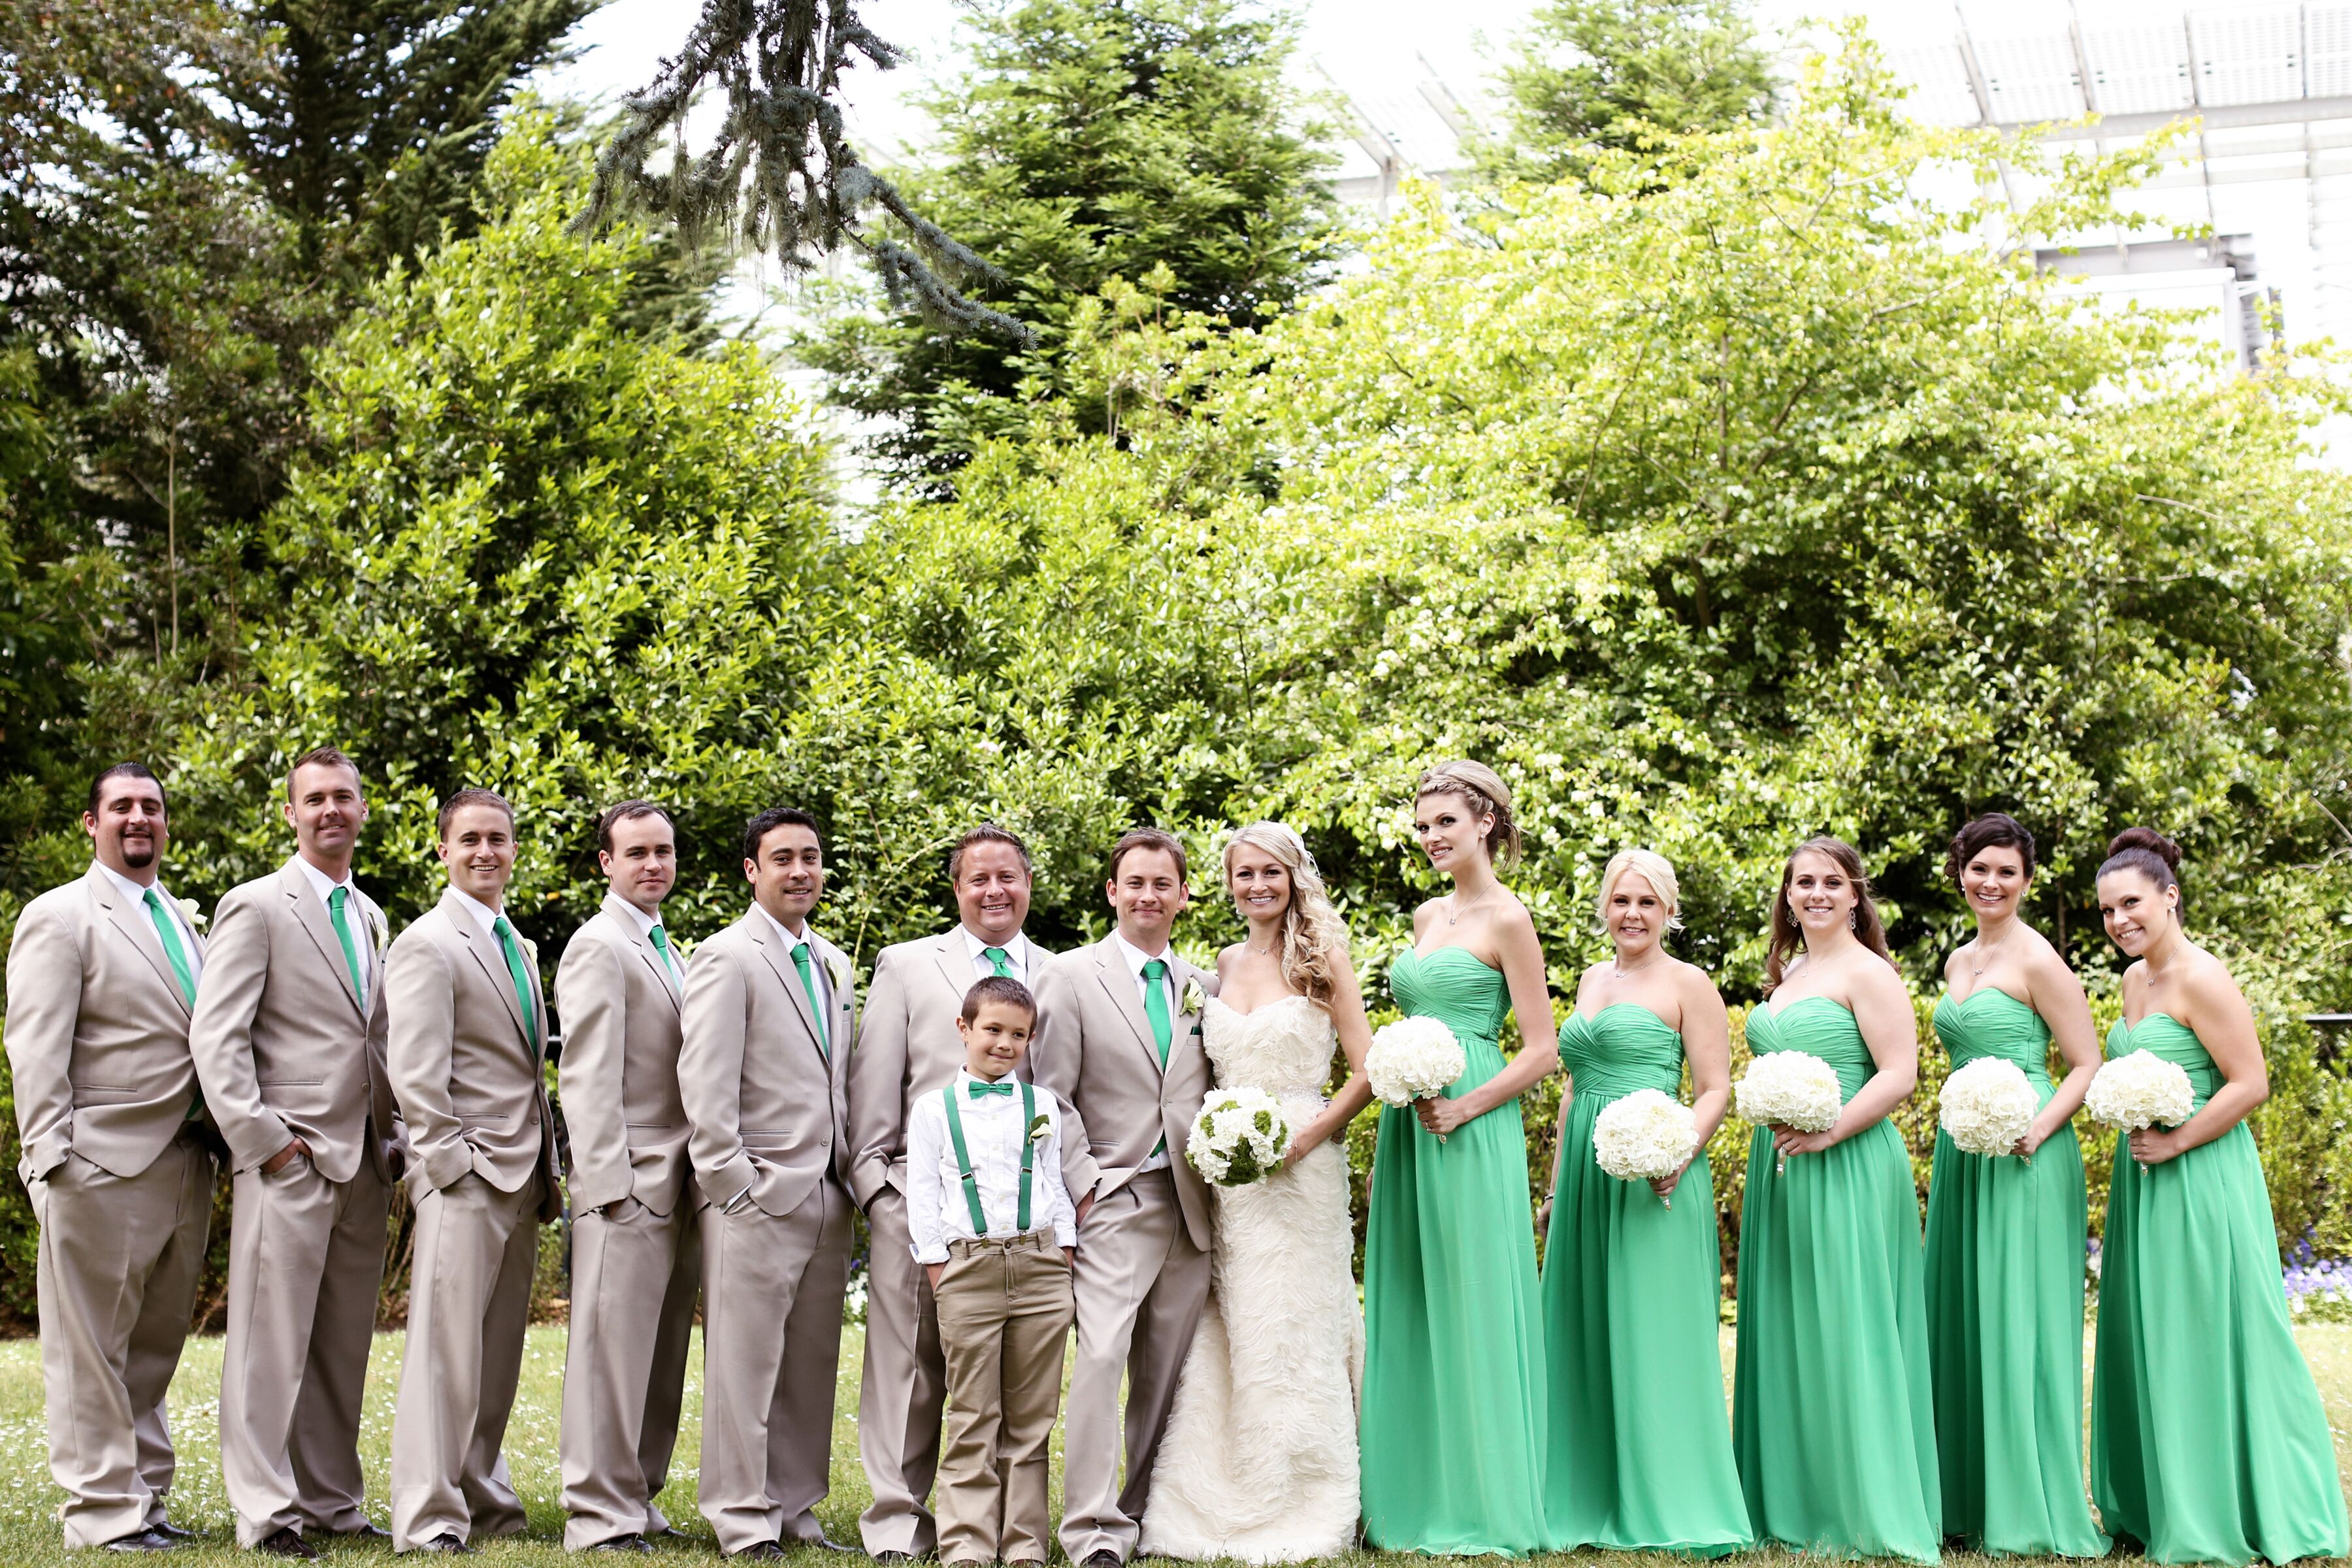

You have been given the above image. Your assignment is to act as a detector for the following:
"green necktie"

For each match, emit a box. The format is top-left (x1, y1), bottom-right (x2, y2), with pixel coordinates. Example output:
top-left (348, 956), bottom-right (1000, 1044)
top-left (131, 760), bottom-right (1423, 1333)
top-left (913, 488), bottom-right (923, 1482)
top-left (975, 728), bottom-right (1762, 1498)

top-left (649, 924), bottom-right (680, 986)
top-left (491, 915), bottom-right (539, 1046)
top-left (328, 885), bottom-right (366, 1008)
top-left (983, 945), bottom-right (1013, 977)
top-left (144, 887), bottom-right (202, 1120)
top-left (1141, 958), bottom-right (1171, 1066)
top-left (790, 941), bottom-right (830, 1058)
top-left (968, 1080), bottom-right (1014, 1098)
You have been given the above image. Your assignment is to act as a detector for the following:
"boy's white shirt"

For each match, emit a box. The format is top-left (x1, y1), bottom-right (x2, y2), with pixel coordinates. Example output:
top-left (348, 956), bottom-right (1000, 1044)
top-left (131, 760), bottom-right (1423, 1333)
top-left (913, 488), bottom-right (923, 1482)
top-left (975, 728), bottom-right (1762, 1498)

top-left (906, 1066), bottom-right (1078, 1263)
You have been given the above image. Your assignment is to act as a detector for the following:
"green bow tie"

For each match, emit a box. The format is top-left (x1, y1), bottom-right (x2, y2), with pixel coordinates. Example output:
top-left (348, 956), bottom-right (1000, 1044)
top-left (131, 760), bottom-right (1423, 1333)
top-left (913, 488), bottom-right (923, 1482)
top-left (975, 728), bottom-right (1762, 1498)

top-left (968, 1080), bottom-right (1015, 1098)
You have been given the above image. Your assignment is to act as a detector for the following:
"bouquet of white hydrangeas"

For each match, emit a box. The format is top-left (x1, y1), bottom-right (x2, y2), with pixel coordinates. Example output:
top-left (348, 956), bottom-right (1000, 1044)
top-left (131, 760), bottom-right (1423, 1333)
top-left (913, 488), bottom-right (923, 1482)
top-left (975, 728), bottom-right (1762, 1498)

top-left (1735, 1050), bottom-right (1843, 1173)
top-left (1938, 1056), bottom-right (2040, 1159)
top-left (1186, 1088), bottom-right (1290, 1188)
top-left (1591, 1089), bottom-right (1701, 1208)
top-left (1366, 1015), bottom-right (1467, 1109)
top-left (2085, 1051), bottom-right (2195, 1138)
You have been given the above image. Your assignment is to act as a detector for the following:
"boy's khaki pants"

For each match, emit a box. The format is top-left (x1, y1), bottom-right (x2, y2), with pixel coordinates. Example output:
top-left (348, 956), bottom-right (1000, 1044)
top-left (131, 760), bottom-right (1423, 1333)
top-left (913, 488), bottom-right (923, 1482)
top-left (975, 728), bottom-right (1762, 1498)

top-left (932, 1233), bottom-right (1075, 1564)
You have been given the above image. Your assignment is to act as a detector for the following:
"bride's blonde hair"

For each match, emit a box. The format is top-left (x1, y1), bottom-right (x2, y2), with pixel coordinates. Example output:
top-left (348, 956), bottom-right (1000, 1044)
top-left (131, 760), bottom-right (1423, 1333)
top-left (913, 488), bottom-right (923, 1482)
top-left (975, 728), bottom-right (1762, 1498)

top-left (1222, 821), bottom-right (1351, 1009)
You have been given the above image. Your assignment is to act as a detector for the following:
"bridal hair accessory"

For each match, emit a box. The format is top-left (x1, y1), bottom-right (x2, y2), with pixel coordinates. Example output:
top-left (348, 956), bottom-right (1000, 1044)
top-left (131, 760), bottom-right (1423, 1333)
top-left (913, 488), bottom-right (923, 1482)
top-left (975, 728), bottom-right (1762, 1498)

top-left (1591, 1089), bottom-right (1700, 1207)
top-left (1735, 1049), bottom-right (1842, 1173)
top-left (1188, 1088), bottom-right (1289, 1187)
top-left (1365, 1016), bottom-right (1467, 1132)
top-left (1938, 1056), bottom-right (2038, 1160)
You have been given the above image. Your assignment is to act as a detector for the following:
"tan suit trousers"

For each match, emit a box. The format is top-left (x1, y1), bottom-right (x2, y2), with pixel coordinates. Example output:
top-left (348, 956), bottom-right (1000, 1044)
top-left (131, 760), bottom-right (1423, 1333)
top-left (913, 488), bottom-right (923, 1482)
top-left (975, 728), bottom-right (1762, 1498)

top-left (934, 1233), bottom-right (1074, 1565)
top-left (559, 1196), bottom-right (699, 1548)
top-left (220, 1154), bottom-right (390, 1544)
top-left (1058, 1168), bottom-right (1212, 1565)
top-left (698, 1177), bottom-right (851, 1555)
top-left (33, 1134), bottom-right (214, 1548)
top-left (857, 1188), bottom-right (946, 1556)
top-left (389, 1170), bottom-right (545, 1550)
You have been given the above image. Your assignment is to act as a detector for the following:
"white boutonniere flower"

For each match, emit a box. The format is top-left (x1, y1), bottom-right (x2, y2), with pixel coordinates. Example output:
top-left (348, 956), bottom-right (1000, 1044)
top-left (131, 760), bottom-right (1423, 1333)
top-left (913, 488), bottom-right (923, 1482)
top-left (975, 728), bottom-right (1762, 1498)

top-left (177, 898), bottom-right (208, 930)
top-left (1181, 977), bottom-right (1209, 1017)
top-left (1026, 1112), bottom-right (1053, 1147)
top-left (826, 952), bottom-right (852, 993)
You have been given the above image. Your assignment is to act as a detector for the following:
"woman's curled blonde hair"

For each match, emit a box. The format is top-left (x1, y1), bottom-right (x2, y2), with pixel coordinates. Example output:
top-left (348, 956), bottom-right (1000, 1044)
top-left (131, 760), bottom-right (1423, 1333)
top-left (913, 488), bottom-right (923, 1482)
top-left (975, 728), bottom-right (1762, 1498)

top-left (1595, 849), bottom-right (1683, 933)
top-left (1223, 821), bottom-right (1351, 1009)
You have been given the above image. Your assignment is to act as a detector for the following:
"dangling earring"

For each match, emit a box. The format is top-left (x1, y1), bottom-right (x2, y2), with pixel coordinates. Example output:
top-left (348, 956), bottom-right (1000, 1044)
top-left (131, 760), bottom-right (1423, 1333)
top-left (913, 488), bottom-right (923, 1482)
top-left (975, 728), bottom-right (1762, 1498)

top-left (1847, 907), bottom-right (1857, 930)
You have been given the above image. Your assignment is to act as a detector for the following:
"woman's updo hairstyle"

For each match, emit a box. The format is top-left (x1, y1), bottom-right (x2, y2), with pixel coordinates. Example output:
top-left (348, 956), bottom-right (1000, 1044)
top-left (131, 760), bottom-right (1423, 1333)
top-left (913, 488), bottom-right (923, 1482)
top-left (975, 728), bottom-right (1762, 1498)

top-left (2097, 827), bottom-right (2182, 901)
top-left (1414, 759), bottom-right (1523, 870)
top-left (1944, 812), bottom-right (2037, 885)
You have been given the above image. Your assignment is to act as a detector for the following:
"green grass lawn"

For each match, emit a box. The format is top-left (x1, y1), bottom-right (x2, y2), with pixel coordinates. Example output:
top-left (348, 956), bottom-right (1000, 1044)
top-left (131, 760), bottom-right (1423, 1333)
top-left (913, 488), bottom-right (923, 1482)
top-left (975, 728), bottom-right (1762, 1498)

top-left (0, 1326), bottom-right (2347, 1564)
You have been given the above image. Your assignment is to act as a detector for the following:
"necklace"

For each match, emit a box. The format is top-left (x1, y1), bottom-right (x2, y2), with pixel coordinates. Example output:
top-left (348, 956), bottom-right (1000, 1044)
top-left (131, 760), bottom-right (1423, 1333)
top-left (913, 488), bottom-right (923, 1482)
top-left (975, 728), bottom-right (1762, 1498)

top-left (1969, 931), bottom-right (2009, 977)
top-left (1446, 889), bottom-right (1494, 926)
top-left (1247, 939), bottom-right (1276, 956)
top-left (1612, 952), bottom-right (1663, 980)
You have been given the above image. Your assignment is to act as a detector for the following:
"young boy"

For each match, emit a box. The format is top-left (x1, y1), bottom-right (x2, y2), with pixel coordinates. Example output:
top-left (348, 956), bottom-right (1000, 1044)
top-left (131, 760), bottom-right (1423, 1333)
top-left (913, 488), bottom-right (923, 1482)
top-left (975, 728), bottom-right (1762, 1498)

top-left (904, 976), bottom-right (1078, 1568)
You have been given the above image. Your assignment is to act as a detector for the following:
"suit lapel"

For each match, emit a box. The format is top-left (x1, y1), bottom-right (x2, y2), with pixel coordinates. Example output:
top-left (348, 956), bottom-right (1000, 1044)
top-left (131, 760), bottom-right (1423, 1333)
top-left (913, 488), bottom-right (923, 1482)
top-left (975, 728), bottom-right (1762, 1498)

top-left (930, 930), bottom-right (972, 1013)
top-left (446, 892), bottom-right (529, 1047)
top-left (750, 913), bottom-right (826, 1067)
top-left (606, 896), bottom-right (682, 1013)
top-left (1092, 938), bottom-right (1166, 1076)
top-left (284, 863), bottom-right (367, 1021)
top-left (90, 866), bottom-right (192, 1017)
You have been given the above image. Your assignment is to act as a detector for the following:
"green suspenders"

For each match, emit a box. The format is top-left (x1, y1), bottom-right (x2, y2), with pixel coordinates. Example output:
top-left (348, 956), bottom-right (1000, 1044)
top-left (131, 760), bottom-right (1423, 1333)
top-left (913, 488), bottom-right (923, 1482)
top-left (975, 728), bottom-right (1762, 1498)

top-left (941, 1080), bottom-right (1036, 1235)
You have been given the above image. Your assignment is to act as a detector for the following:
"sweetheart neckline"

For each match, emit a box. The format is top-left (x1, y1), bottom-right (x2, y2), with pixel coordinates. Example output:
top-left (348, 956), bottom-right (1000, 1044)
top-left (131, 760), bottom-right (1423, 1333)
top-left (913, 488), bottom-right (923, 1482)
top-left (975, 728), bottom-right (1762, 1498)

top-left (1204, 992), bottom-right (1321, 1022)
top-left (1399, 943), bottom-right (1503, 975)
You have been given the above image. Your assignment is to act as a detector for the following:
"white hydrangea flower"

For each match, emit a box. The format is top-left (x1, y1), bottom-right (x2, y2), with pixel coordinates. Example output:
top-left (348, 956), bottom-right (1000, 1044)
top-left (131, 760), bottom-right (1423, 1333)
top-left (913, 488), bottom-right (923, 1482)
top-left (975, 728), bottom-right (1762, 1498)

top-left (2085, 1051), bottom-right (2195, 1132)
top-left (1938, 1056), bottom-right (2038, 1157)
top-left (1591, 1089), bottom-right (1700, 1207)
top-left (1186, 1087), bottom-right (1289, 1188)
top-left (1735, 1049), bottom-right (1843, 1174)
top-left (1365, 1017), bottom-right (1466, 1107)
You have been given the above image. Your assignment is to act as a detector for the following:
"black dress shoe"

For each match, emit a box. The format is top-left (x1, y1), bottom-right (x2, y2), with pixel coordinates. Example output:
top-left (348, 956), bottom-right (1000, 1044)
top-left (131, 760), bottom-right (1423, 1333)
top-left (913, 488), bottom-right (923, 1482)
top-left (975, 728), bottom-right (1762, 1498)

top-left (318, 1522), bottom-right (393, 1540)
top-left (809, 1538), bottom-right (859, 1554)
top-left (257, 1527), bottom-right (319, 1560)
top-left (591, 1537), bottom-right (654, 1554)
top-left (736, 1544), bottom-right (789, 1562)
top-left (647, 1524), bottom-right (693, 1541)
top-left (872, 1554), bottom-right (913, 1565)
top-left (103, 1531), bottom-right (173, 1554)
top-left (1084, 1553), bottom-right (1124, 1568)
top-left (418, 1536), bottom-right (475, 1556)
top-left (150, 1522), bottom-right (198, 1541)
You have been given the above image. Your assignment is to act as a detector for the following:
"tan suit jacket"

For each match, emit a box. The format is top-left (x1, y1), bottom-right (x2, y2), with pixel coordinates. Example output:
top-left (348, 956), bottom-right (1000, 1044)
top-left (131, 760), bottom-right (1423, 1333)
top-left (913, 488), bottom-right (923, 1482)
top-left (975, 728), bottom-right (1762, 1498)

top-left (385, 890), bottom-right (560, 1219)
top-left (5, 864), bottom-right (206, 1183)
top-left (555, 894), bottom-right (691, 1215)
top-left (188, 858), bottom-right (402, 1183)
top-left (844, 928), bottom-right (1058, 1209)
top-left (1029, 936), bottom-right (1216, 1250)
top-left (679, 909), bottom-right (854, 1218)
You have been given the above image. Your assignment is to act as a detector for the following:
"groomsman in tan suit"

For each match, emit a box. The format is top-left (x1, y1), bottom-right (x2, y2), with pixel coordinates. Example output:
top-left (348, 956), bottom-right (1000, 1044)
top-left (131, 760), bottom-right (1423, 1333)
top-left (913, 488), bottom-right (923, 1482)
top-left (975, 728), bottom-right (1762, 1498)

top-left (5, 762), bottom-right (216, 1553)
top-left (189, 746), bottom-right (406, 1559)
top-left (385, 788), bottom-right (563, 1554)
top-left (1029, 828), bottom-right (1218, 1568)
top-left (845, 824), bottom-right (1053, 1562)
top-left (680, 806), bottom-right (857, 1560)
top-left (555, 800), bottom-right (697, 1552)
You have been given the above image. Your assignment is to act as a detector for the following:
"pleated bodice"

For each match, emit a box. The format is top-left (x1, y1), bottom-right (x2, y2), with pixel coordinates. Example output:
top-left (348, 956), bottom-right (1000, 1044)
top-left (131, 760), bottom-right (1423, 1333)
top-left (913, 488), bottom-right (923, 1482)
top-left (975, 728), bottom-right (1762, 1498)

top-left (2104, 1012), bottom-right (2222, 1107)
top-left (1746, 994), bottom-right (1873, 1099)
top-left (1556, 1004), bottom-right (1682, 1105)
top-left (1390, 944), bottom-right (1507, 1049)
top-left (1933, 988), bottom-right (2054, 1098)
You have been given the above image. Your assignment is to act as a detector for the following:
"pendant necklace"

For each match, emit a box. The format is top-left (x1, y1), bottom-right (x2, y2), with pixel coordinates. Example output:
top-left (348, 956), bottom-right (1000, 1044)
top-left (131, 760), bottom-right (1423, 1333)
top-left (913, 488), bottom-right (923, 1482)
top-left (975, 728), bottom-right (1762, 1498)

top-left (1447, 889), bottom-right (1492, 926)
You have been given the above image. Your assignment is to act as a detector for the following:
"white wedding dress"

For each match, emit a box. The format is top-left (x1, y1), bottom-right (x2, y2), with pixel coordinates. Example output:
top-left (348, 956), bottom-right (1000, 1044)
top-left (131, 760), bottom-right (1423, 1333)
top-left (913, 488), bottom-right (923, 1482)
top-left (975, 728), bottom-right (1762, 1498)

top-left (1140, 994), bottom-right (1364, 1563)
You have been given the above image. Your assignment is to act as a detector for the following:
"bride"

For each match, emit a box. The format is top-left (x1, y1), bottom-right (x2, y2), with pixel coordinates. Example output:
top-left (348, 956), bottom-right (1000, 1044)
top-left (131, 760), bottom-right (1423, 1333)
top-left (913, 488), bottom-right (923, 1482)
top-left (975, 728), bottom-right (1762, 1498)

top-left (1140, 821), bottom-right (1374, 1563)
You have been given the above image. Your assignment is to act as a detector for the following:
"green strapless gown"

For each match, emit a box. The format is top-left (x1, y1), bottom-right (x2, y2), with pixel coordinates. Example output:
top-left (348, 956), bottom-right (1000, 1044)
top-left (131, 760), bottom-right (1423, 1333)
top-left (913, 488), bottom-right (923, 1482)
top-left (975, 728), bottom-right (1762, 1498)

top-left (1541, 1004), bottom-right (1751, 1555)
top-left (2090, 1013), bottom-right (2350, 1565)
top-left (1360, 945), bottom-right (1555, 1556)
top-left (1924, 989), bottom-right (2107, 1557)
top-left (1732, 996), bottom-right (1940, 1563)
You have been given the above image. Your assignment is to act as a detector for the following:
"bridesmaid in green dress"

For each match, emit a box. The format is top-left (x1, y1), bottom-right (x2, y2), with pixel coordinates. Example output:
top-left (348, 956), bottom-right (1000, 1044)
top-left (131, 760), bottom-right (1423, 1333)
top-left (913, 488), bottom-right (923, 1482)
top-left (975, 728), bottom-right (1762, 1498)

top-left (1925, 813), bottom-right (2107, 1556)
top-left (1732, 836), bottom-right (1940, 1564)
top-left (1361, 759), bottom-right (1561, 1556)
top-left (1539, 849), bottom-right (1750, 1555)
top-left (2089, 827), bottom-right (2349, 1565)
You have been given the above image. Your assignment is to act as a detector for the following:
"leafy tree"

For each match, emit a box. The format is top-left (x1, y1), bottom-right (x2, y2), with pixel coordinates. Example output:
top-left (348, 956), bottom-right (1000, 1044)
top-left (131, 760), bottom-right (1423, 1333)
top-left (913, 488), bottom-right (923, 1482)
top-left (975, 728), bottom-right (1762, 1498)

top-left (1475, 0), bottom-right (1776, 186)
top-left (797, 0), bottom-right (1340, 485)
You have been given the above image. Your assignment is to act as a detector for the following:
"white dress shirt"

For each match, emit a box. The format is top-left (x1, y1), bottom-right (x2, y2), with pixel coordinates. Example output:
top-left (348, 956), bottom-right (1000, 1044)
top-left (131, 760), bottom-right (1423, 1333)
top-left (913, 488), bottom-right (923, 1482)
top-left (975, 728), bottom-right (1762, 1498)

top-left (612, 895), bottom-right (681, 994)
top-left (95, 860), bottom-right (203, 988)
top-left (450, 887), bottom-right (508, 942)
top-left (1111, 931), bottom-right (1178, 1171)
top-left (960, 926), bottom-right (1035, 983)
top-left (757, 904), bottom-right (830, 1015)
top-left (293, 853), bottom-right (366, 1007)
top-left (905, 1068), bottom-right (1077, 1264)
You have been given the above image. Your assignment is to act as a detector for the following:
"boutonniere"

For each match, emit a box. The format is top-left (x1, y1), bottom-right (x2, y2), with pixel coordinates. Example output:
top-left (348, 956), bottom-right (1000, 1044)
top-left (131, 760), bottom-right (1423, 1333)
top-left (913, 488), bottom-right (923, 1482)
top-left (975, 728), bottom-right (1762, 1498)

top-left (1026, 1112), bottom-right (1053, 1147)
top-left (826, 952), bottom-right (851, 994)
top-left (1180, 977), bottom-right (1209, 1017)
top-left (177, 898), bottom-right (208, 930)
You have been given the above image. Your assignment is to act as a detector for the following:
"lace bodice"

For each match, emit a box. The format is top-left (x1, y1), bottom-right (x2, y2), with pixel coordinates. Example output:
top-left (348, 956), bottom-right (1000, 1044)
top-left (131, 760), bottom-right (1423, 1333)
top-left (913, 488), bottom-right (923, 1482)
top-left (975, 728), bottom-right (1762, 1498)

top-left (1203, 994), bottom-right (1336, 1100)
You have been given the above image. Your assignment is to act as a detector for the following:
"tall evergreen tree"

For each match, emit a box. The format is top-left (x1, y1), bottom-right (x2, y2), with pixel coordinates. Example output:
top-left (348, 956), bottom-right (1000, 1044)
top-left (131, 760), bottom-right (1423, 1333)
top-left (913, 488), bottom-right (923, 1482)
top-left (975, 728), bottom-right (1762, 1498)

top-left (798, 0), bottom-right (1339, 486)
top-left (1475, 0), bottom-right (1776, 187)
